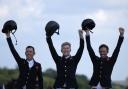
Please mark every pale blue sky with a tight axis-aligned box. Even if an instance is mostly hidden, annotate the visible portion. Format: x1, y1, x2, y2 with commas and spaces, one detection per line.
0, 0, 128, 81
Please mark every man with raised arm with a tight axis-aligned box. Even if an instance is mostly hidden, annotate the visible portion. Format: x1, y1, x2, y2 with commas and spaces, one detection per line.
85, 27, 124, 89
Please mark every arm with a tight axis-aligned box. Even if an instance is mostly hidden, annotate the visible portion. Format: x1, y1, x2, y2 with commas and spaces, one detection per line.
74, 30, 84, 63
85, 30, 96, 63
6, 32, 22, 65
111, 27, 124, 63
46, 36, 60, 63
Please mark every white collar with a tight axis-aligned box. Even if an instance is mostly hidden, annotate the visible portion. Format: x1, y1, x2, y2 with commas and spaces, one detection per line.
65, 55, 71, 59
27, 59, 34, 68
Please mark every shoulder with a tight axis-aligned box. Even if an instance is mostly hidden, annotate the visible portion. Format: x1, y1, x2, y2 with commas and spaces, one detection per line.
20, 58, 26, 63
35, 61, 42, 67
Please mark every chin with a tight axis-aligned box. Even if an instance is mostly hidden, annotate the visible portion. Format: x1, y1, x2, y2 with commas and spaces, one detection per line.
27, 57, 32, 60
63, 55, 67, 56
101, 56, 107, 58
63, 54, 69, 57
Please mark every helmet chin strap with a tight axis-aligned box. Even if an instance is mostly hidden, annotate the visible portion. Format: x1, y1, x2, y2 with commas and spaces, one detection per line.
86, 27, 93, 33
90, 30, 93, 33
55, 29, 59, 35
11, 30, 17, 45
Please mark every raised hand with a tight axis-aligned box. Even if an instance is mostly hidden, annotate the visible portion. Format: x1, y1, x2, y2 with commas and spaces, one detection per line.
5, 31, 11, 38
119, 27, 125, 37
78, 29, 84, 39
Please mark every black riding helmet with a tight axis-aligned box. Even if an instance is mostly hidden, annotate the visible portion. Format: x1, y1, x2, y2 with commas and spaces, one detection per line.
81, 18, 95, 31
45, 21, 59, 37
2, 20, 18, 45
2, 20, 17, 34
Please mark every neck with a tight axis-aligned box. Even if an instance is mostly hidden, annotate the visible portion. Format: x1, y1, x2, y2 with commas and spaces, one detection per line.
63, 55, 70, 58
101, 56, 108, 59
26, 58, 33, 61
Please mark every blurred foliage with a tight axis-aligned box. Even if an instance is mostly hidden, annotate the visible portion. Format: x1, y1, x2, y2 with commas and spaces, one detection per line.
0, 67, 126, 89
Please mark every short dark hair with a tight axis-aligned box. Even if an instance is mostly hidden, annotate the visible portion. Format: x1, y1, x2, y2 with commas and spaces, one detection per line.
99, 44, 109, 52
26, 46, 35, 53
61, 42, 71, 48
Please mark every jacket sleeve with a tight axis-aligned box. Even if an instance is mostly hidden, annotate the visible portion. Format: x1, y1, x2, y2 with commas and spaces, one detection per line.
7, 37, 22, 66
110, 36, 124, 63
74, 38, 84, 64
38, 64, 43, 89
46, 37, 60, 63
86, 35, 97, 63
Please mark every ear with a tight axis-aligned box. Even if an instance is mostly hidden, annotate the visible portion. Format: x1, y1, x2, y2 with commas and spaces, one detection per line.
25, 51, 27, 55
61, 49, 63, 53
33, 52, 35, 55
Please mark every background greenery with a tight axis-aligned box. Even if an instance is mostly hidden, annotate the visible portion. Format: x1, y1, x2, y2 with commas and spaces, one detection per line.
0, 68, 127, 89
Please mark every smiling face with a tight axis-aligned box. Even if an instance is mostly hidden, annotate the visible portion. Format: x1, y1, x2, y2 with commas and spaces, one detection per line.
25, 46, 35, 60
99, 47, 108, 58
61, 42, 71, 57
99, 44, 109, 59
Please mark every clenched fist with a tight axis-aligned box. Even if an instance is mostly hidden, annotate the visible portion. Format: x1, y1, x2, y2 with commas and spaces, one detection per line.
119, 27, 125, 37
78, 29, 84, 39
5, 31, 11, 38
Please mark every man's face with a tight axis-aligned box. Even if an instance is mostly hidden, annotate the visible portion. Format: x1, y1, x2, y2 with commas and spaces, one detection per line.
25, 48, 35, 60
99, 47, 108, 58
61, 45, 71, 57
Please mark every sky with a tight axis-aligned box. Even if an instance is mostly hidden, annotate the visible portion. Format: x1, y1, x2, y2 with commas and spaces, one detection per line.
0, 0, 128, 81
